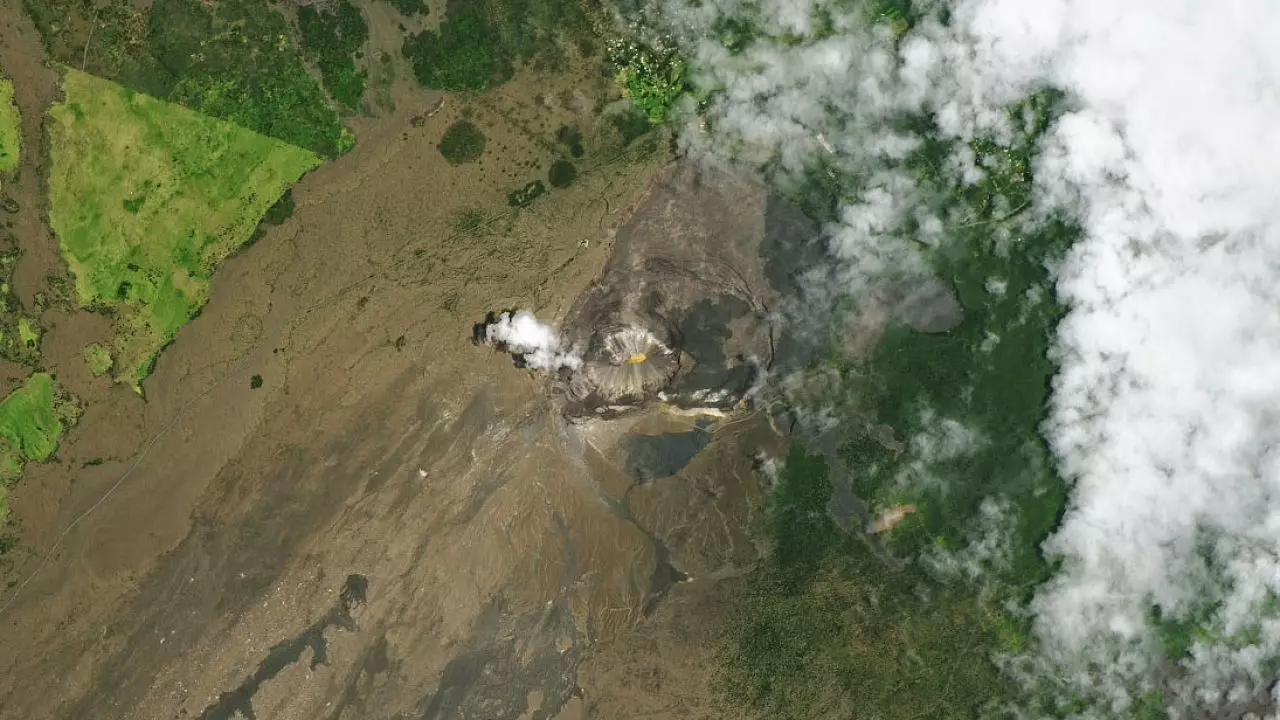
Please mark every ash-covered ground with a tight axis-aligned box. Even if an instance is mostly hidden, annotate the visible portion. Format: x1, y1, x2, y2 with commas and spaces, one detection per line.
482, 161, 827, 423
479, 158, 967, 500
559, 163, 789, 419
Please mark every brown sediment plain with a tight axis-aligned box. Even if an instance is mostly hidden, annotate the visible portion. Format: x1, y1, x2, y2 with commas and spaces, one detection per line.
0, 4, 785, 719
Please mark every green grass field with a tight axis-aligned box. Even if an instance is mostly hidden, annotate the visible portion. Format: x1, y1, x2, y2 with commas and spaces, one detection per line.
48, 69, 319, 389
0, 78, 19, 178
0, 373, 66, 522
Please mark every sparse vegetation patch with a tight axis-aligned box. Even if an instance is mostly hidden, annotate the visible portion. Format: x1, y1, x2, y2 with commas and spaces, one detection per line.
438, 120, 486, 164
548, 159, 577, 188
0, 247, 44, 368
385, 0, 427, 16
608, 108, 652, 146
507, 180, 546, 208
84, 344, 114, 377
556, 125, 584, 158
0, 79, 19, 177
370, 51, 396, 111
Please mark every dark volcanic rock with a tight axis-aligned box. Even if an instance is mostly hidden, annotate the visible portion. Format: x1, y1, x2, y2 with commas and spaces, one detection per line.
557, 163, 813, 419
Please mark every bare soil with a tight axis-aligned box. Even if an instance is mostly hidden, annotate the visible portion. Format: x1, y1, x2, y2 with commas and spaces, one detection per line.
0, 6, 779, 719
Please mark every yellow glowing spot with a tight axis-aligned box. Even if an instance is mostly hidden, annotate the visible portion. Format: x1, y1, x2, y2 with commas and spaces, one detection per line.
627, 353, 648, 365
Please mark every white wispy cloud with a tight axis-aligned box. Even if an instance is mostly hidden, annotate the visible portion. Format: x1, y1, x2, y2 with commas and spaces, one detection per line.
648, 0, 1280, 713
922, 495, 1016, 582
989, 0, 1280, 709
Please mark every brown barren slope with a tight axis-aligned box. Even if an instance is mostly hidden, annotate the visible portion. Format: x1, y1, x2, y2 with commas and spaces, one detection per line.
0, 4, 785, 718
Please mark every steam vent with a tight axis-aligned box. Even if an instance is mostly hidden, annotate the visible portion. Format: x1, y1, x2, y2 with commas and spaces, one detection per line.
580, 326, 679, 401
556, 162, 821, 420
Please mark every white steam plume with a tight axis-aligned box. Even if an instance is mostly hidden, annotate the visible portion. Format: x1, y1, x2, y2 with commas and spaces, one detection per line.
483, 311, 582, 371
652, 0, 1280, 712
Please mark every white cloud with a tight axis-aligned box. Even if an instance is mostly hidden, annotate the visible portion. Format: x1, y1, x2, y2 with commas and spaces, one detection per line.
911, 406, 983, 464
650, 0, 1280, 712
482, 311, 582, 371
963, 0, 1280, 710
922, 495, 1016, 582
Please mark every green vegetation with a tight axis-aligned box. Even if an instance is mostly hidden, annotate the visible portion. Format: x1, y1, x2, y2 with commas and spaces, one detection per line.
507, 180, 545, 208
438, 120, 487, 164
607, 39, 687, 124
402, 0, 589, 92
24, 0, 349, 156
0, 78, 18, 176
262, 189, 296, 226
403, 0, 514, 92
247, 189, 297, 246
548, 160, 577, 188
84, 344, 114, 377
16, 319, 38, 352
452, 206, 488, 234
718, 38, 1076, 718
844, 90, 1071, 594
0, 248, 44, 368
385, 0, 427, 16
370, 51, 397, 111
297, 0, 370, 111
249, 374, 263, 389
608, 108, 653, 146
724, 448, 1014, 719
0, 373, 78, 522
556, 125, 584, 158
48, 70, 320, 389
0, 374, 61, 469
